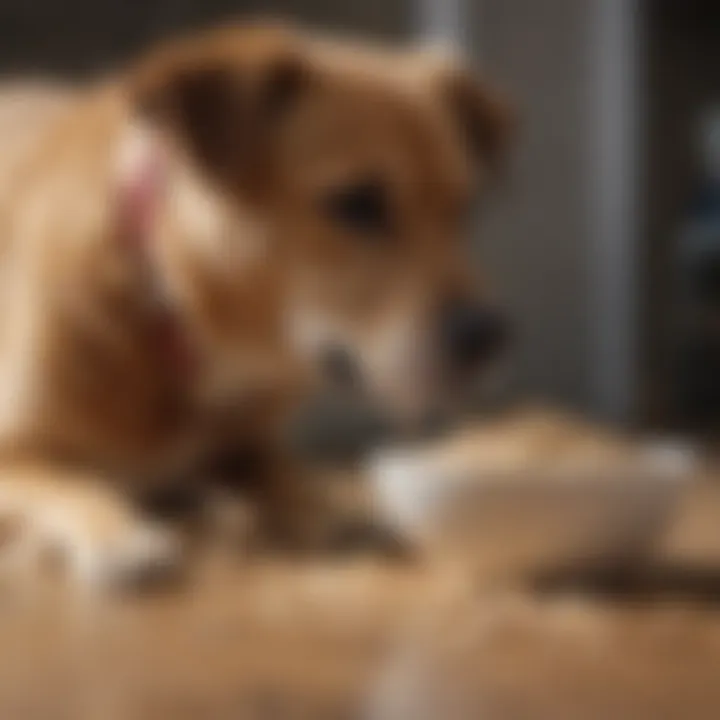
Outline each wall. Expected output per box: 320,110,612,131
470,0,597,414
0,0,411,75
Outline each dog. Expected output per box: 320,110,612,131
0,21,513,589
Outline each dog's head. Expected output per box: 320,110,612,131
133,22,514,419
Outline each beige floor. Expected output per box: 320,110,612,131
0,478,718,719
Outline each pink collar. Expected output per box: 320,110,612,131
115,132,196,380
116,140,167,252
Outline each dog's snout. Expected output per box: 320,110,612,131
441,300,508,372
321,345,360,389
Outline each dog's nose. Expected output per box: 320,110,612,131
321,344,360,389
441,300,509,373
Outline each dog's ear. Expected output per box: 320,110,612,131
432,58,516,178
131,30,308,194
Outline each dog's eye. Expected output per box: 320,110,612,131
324,180,390,234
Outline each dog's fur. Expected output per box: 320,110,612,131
0,22,512,588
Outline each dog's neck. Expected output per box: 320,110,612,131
115,123,196,381
114,121,307,406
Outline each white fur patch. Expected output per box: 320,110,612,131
115,120,164,191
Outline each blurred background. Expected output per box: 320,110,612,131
1,0,719,444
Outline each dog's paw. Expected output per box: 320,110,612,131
68,520,183,593
0,474,187,594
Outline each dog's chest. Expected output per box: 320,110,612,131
120,382,290,487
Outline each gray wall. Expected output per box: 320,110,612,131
471,0,597,414
0,0,411,74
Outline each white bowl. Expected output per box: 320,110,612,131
368,440,695,578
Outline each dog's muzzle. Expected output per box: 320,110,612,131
321,344,361,390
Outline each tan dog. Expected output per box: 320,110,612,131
0,22,512,589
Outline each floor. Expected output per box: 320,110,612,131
0,472,719,719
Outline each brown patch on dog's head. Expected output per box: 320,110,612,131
130,23,514,419
131,23,310,202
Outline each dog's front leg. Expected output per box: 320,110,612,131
0,461,181,591
207,441,407,556
204,443,329,550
